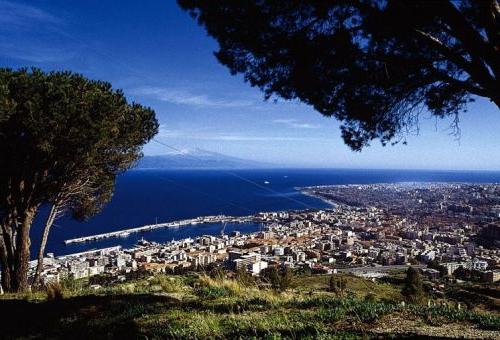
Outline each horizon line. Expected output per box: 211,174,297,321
130,166,500,173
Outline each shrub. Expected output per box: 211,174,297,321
401,267,426,304
195,275,243,299
59,276,85,294
196,286,233,299
364,292,377,303
260,266,295,291
45,282,63,301
277,267,294,291
260,267,281,289
235,268,255,287
208,266,226,280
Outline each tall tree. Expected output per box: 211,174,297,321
0,68,158,292
33,170,112,286
401,266,425,304
178,0,500,150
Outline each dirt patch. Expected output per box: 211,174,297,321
372,312,500,339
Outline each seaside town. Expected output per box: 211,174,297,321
2,1,499,337
30,182,500,290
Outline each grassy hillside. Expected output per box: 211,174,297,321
1,273,499,339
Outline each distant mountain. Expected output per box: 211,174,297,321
135,148,274,169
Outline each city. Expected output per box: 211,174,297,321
33,183,500,289
1,0,499,337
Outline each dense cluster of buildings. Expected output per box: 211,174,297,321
33,183,500,285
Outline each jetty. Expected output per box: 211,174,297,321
64,215,254,245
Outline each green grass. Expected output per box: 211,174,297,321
293,273,402,301
1,273,499,339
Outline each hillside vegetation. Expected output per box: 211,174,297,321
1,272,499,339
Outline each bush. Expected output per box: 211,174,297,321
235,268,255,287
59,276,85,293
364,292,377,303
260,267,281,289
260,267,295,291
194,275,242,299
208,266,226,280
88,273,115,286
401,267,426,304
196,286,233,299
45,282,63,301
279,267,294,291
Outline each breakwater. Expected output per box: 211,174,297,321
64,214,254,245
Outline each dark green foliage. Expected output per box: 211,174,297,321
235,268,255,287
316,306,346,322
260,266,280,289
195,285,233,299
178,0,499,150
364,292,377,303
454,266,482,282
297,265,312,276
59,276,83,292
0,68,158,292
124,268,152,281
260,266,294,291
427,259,448,278
0,68,158,219
279,267,294,291
402,267,426,304
88,273,115,287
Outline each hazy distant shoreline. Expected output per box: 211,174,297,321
296,187,337,207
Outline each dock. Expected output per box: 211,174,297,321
64,215,254,245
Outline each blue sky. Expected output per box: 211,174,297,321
1,0,499,170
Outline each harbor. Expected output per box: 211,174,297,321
64,214,254,245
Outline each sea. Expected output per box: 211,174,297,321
31,168,500,257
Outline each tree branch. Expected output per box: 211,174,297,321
33,203,60,286
438,0,499,80
414,29,497,101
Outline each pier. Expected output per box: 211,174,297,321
64,215,254,245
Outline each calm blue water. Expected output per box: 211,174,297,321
31,168,500,256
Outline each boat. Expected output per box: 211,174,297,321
119,231,130,238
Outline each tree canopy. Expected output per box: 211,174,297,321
402,267,426,304
0,68,158,292
178,0,499,150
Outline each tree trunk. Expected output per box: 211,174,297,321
12,208,36,292
0,236,12,292
33,204,58,286
0,214,15,293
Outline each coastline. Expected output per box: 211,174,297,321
295,186,338,208
50,170,500,257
